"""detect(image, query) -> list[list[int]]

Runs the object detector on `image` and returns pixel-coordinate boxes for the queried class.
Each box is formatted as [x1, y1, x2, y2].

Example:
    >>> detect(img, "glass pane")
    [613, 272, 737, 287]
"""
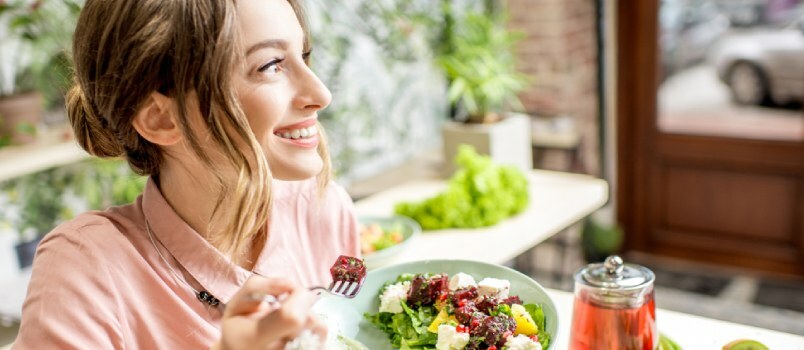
[658, 0, 804, 141]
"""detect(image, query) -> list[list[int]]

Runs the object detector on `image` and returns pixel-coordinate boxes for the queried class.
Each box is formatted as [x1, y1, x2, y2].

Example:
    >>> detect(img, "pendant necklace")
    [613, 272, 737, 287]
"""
[145, 219, 223, 308]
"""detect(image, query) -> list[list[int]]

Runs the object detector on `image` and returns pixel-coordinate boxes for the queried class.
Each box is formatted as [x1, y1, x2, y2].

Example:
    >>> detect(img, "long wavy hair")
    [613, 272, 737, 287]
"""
[66, 0, 332, 258]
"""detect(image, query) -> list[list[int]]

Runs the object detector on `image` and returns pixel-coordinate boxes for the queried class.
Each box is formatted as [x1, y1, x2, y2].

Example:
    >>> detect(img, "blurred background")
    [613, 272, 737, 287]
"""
[1, 0, 802, 344]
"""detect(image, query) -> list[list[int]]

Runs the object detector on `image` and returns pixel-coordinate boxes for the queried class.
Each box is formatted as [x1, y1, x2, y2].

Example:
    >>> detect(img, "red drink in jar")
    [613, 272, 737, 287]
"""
[570, 256, 658, 350]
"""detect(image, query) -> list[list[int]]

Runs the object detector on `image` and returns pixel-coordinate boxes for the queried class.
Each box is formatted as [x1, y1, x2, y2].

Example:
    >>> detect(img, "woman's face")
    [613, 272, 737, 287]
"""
[234, 0, 331, 181]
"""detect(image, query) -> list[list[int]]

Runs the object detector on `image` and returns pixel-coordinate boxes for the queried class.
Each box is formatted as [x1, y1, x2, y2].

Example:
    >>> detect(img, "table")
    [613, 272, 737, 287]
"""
[355, 169, 804, 348]
[354, 170, 609, 268]
[545, 288, 804, 349]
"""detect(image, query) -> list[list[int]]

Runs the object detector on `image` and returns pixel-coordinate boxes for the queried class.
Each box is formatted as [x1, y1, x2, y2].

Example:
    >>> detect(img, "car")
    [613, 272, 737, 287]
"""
[661, 0, 732, 79]
[710, 14, 804, 105]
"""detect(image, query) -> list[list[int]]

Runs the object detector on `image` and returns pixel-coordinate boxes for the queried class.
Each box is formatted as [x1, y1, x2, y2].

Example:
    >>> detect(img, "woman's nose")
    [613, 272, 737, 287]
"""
[293, 66, 332, 112]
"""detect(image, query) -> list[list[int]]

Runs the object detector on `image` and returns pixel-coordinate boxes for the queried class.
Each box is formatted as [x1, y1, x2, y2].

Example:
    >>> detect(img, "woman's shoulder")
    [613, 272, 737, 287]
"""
[39, 202, 143, 260]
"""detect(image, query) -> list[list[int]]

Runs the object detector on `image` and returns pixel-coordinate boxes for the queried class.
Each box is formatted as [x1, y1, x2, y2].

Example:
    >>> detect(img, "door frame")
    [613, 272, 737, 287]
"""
[616, 0, 804, 275]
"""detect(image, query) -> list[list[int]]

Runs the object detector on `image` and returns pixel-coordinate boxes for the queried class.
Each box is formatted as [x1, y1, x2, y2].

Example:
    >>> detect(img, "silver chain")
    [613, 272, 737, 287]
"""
[145, 218, 222, 307]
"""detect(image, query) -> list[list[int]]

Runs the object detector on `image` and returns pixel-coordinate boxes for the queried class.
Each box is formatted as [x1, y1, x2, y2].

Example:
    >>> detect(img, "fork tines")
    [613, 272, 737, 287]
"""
[329, 279, 363, 298]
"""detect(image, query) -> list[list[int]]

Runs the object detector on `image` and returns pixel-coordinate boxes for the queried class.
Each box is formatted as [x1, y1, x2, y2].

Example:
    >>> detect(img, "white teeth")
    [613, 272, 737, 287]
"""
[276, 125, 318, 140]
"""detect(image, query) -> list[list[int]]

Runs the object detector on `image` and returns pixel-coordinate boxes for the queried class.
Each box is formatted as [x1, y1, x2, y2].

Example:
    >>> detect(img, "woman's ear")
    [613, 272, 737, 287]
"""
[132, 92, 182, 146]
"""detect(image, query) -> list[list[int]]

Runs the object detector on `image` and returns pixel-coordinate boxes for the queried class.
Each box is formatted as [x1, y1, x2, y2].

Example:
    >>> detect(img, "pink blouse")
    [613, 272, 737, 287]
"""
[13, 178, 359, 349]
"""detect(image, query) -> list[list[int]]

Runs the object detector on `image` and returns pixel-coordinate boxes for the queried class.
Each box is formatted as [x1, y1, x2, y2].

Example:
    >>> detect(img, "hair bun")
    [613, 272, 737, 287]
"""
[66, 85, 125, 158]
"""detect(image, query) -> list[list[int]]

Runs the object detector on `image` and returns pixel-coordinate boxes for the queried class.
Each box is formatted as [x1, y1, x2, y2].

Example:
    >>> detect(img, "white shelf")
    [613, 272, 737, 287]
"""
[0, 136, 90, 183]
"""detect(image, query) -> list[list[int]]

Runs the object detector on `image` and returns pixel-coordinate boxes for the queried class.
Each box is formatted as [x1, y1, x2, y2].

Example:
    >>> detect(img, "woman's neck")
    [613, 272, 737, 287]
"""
[156, 163, 262, 270]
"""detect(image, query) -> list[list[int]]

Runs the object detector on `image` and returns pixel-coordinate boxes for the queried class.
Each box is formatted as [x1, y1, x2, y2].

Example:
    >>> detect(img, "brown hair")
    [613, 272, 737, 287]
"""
[66, 0, 332, 258]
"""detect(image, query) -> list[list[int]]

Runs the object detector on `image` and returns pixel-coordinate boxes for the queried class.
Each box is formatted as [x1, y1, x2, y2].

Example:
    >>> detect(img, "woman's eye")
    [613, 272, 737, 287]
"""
[257, 58, 283, 75]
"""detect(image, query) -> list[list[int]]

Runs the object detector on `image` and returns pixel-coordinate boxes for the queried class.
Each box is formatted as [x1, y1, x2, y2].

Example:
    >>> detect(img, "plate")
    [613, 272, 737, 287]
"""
[359, 215, 421, 269]
[314, 259, 559, 350]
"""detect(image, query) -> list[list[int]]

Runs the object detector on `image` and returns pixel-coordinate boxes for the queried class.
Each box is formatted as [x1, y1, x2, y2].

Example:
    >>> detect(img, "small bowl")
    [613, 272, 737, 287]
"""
[359, 215, 421, 269]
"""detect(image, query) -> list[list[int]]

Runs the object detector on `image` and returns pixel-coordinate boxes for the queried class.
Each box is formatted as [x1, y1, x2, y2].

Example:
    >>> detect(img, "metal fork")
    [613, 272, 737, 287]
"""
[248, 276, 366, 309]
[310, 276, 365, 299]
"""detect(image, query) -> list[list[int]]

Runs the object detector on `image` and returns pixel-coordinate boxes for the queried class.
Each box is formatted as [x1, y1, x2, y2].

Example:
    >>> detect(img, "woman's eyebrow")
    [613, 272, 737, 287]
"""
[246, 39, 288, 56]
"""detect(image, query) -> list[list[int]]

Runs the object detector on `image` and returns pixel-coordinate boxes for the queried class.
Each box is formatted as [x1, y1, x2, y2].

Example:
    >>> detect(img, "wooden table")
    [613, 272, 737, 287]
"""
[354, 170, 610, 268]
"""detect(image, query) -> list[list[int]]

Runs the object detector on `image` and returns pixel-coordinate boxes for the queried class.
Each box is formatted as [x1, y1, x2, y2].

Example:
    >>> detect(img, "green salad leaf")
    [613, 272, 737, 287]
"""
[524, 303, 549, 349]
[365, 302, 438, 349]
[394, 145, 529, 230]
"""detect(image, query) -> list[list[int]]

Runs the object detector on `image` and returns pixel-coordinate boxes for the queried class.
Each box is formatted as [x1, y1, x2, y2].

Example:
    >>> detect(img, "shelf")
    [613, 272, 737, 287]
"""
[0, 130, 90, 183]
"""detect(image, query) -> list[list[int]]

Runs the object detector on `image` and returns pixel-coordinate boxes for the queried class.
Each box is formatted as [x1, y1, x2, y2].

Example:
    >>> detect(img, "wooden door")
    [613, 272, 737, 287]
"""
[617, 0, 804, 276]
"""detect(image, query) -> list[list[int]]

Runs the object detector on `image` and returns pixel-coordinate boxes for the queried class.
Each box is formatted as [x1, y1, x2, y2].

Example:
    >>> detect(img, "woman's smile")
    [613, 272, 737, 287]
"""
[273, 118, 320, 148]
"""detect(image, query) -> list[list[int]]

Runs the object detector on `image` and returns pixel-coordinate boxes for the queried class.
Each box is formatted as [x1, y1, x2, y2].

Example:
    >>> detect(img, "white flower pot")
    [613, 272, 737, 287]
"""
[0, 229, 19, 280]
[441, 113, 533, 176]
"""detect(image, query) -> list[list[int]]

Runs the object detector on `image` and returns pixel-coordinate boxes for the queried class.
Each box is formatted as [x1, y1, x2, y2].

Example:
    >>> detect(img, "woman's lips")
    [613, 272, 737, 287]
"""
[273, 118, 317, 134]
[273, 119, 319, 149]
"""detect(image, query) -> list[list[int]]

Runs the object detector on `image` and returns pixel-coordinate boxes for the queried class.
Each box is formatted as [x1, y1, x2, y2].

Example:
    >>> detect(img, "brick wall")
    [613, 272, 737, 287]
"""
[506, 0, 601, 175]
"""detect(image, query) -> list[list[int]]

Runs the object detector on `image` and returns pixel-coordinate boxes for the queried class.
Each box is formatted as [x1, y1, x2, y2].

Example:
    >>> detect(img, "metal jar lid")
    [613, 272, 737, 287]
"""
[576, 255, 655, 291]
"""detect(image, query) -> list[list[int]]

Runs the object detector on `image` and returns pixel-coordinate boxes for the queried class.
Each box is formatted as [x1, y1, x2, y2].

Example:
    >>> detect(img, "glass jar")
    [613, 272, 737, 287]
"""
[569, 255, 658, 350]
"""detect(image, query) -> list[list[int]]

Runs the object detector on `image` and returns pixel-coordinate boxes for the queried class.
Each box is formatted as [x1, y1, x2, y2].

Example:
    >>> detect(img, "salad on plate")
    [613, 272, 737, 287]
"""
[365, 272, 550, 350]
[360, 222, 405, 254]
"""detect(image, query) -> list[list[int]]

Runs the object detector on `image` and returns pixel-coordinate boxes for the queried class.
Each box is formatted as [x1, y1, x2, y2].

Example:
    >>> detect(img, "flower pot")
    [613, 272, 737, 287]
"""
[0, 92, 42, 146]
[441, 112, 533, 176]
[0, 230, 19, 280]
[14, 235, 43, 269]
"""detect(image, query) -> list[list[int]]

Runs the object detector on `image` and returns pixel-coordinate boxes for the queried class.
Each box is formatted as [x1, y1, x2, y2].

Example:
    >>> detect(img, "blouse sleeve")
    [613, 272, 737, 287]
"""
[13, 229, 124, 349]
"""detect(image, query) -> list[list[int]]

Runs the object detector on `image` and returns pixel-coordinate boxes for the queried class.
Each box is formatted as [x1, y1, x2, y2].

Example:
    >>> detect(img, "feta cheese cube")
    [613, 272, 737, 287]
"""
[379, 281, 410, 314]
[436, 324, 470, 350]
[505, 334, 542, 350]
[448, 272, 477, 291]
[477, 277, 511, 299]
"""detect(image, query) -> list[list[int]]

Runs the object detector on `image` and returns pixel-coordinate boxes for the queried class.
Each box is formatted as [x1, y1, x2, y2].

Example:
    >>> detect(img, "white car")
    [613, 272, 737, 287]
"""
[710, 15, 804, 105]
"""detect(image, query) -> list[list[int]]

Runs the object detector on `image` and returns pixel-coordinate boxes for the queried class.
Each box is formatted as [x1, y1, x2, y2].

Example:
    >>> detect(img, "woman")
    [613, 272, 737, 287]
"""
[13, 0, 359, 349]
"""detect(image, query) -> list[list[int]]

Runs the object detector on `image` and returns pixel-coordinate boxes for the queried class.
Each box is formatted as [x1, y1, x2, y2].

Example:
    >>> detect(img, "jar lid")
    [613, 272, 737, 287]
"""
[578, 255, 654, 290]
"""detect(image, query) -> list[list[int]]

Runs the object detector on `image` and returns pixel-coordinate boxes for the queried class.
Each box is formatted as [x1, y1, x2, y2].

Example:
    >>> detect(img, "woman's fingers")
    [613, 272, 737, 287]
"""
[219, 276, 327, 350]
[225, 276, 296, 317]
[256, 287, 318, 340]
[307, 314, 328, 348]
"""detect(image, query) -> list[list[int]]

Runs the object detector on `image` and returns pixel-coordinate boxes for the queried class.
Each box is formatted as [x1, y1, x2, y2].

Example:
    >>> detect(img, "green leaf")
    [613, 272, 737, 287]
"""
[395, 145, 529, 230]
[525, 303, 550, 349]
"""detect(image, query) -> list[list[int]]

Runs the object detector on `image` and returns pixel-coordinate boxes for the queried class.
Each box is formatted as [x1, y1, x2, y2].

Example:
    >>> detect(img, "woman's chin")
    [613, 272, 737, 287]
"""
[269, 158, 323, 181]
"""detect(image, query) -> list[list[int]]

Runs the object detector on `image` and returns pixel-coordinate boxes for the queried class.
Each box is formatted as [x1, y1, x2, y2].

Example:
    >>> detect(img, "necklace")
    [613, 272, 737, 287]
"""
[145, 219, 222, 308]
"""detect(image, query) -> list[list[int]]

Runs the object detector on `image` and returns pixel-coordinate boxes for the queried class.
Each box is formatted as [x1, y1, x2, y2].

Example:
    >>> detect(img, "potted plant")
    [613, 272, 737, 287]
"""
[1, 166, 73, 268]
[581, 208, 624, 263]
[0, 0, 80, 145]
[0, 159, 145, 269]
[437, 9, 533, 175]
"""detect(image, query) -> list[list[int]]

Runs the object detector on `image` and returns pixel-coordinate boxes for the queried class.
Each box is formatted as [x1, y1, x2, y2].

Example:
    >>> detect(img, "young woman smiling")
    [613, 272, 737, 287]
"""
[13, 0, 359, 349]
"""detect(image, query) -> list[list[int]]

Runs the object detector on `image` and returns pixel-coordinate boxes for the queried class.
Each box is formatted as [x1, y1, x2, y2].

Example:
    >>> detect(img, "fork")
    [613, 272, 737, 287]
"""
[310, 276, 365, 299]
[250, 255, 367, 307]
[249, 277, 365, 308]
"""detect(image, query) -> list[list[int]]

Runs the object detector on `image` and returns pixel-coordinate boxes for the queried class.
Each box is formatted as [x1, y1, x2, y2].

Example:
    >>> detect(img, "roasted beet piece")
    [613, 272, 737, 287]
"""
[471, 315, 516, 348]
[454, 301, 480, 324]
[329, 255, 366, 282]
[476, 296, 500, 314]
[406, 274, 448, 307]
[500, 295, 522, 306]
[464, 338, 484, 350]
[468, 312, 489, 331]
[450, 286, 479, 307]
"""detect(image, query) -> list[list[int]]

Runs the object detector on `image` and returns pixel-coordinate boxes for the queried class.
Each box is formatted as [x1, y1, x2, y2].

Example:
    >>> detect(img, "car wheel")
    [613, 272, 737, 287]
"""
[728, 62, 769, 106]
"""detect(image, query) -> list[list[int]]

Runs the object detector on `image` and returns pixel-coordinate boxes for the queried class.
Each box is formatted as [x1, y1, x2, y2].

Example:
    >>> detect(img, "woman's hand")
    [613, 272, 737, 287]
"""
[212, 276, 327, 350]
